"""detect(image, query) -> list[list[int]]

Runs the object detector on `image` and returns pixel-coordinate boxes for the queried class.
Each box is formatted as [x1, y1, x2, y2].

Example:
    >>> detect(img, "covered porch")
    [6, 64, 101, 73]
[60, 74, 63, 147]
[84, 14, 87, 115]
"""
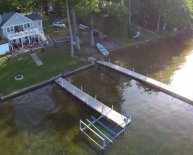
[7, 28, 44, 52]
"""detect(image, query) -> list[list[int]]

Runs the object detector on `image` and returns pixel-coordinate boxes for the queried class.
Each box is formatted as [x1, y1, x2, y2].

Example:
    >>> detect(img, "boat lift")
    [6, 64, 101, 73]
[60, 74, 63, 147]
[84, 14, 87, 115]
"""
[80, 113, 131, 151]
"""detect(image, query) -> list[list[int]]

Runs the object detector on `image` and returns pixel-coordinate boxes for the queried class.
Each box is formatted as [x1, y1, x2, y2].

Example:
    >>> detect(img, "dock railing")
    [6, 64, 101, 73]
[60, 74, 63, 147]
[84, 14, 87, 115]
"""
[80, 114, 128, 151]
[80, 119, 106, 150]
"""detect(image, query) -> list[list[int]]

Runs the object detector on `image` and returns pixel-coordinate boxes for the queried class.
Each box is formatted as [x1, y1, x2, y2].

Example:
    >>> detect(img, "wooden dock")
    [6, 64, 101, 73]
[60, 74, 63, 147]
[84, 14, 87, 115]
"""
[97, 61, 193, 104]
[55, 77, 131, 128]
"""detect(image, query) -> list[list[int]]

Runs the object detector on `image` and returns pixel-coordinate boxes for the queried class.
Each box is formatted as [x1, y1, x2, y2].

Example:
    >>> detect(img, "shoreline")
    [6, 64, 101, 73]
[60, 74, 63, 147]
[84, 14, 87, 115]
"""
[0, 63, 94, 102]
[1, 29, 191, 102]
[110, 38, 154, 52]
[107, 29, 191, 53]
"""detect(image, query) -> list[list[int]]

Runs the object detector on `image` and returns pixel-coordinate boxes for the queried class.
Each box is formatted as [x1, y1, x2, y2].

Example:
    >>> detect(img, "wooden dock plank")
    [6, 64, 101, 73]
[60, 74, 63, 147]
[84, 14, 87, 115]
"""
[55, 77, 131, 128]
[97, 61, 193, 104]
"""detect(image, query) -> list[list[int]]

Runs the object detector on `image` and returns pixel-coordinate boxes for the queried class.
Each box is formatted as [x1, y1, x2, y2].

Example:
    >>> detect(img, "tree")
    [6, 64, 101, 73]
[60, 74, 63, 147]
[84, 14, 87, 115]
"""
[131, 0, 193, 31]
[65, 0, 74, 57]
[128, 0, 132, 26]
[75, 0, 100, 47]
[0, 0, 33, 13]
[158, 0, 193, 31]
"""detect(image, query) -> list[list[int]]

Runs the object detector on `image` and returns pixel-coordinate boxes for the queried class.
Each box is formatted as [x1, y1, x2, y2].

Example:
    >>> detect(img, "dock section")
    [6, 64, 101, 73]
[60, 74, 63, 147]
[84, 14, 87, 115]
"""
[97, 61, 193, 104]
[55, 77, 131, 128]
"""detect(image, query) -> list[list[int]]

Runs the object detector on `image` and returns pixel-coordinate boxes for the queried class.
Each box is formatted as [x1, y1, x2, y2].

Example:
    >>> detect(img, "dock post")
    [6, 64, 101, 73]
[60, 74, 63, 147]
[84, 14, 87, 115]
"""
[146, 73, 148, 77]
[79, 120, 83, 140]
[101, 148, 104, 155]
[86, 98, 89, 111]
[133, 68, 134, 72]
[160, 72, 162, 79]
[112, 105, 113, 110]
[95, 95, 97, 100]
[81, 85, 83, 91]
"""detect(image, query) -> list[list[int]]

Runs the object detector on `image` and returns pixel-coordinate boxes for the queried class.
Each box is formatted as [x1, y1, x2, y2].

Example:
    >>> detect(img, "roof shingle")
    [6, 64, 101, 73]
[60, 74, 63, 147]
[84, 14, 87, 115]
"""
[0, 12, 16, 27]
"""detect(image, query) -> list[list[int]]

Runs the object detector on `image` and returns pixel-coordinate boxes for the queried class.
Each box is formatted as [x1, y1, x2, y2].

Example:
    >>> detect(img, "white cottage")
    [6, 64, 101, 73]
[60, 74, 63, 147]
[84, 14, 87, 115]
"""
[0, 12, 46, 52]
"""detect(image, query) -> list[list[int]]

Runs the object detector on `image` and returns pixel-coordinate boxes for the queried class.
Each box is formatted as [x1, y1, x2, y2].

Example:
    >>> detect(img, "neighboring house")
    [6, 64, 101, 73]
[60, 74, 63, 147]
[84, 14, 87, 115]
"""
[0, 12, 46, 52]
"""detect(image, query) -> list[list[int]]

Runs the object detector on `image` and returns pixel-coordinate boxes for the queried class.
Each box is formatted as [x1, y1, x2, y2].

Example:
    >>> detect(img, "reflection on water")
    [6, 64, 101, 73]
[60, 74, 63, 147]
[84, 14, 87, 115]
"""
[170, 51, 193, 99]
[0, 84, 98, 155]
[1, 66, 193, 155]
[1, 32, 193, 154]
[109, 31, 193, 100]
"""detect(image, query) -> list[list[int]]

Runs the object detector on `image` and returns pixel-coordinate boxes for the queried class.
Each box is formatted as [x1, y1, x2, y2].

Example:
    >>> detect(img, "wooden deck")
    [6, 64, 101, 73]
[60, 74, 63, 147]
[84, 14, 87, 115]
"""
[97, 61, 193, 104]
[55, 77, 131, 128]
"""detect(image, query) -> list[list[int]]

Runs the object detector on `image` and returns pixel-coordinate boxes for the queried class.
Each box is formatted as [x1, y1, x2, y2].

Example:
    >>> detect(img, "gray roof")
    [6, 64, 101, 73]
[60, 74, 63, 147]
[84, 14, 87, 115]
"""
[0, 12, 16, 27]
[0, 12, 42, 27]
[26, 13, 42, 21]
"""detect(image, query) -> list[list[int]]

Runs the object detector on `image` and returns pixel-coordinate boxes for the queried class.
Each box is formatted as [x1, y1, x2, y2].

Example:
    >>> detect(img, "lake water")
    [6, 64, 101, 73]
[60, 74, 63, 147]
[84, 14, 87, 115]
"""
[1, 31, 193, 155]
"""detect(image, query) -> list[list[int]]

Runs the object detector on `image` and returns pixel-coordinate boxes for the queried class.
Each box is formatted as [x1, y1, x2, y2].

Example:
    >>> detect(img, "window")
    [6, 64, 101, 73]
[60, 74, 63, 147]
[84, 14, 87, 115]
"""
[24, 24, 27, 29]
[7, 27, 10, 33]
[27, 23, 30, 28]
[10, 27, 14, 32]
[24, 23, 30, 29]
[14, 25, 24, 32]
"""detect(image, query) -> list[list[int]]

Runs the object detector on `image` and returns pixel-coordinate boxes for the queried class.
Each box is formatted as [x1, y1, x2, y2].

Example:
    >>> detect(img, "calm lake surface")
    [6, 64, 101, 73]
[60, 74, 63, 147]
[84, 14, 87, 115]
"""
[1, 31, 193, 155]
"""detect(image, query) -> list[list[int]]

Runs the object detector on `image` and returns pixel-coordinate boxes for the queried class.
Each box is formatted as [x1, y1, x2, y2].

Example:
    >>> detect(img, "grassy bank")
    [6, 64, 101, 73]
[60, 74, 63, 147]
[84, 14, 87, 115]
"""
[104, 26, 158, 47]
[0, 45, 86, 96]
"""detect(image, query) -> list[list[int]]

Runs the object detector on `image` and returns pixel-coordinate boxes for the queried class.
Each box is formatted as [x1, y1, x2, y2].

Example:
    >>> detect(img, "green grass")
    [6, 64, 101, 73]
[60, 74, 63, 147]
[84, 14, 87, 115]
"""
[0, 45, 87, 96]
[106, 27, 158, 47]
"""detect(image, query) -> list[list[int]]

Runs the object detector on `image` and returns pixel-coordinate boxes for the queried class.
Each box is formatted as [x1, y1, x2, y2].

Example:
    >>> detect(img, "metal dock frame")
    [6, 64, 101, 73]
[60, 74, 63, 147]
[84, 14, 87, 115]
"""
[80, 119, 107, 150]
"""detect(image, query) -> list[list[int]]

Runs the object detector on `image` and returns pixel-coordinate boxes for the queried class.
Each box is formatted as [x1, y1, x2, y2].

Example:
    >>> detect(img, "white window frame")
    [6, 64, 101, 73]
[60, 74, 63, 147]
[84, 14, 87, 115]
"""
[27, 23, 31, 29]
[24, 23, 28, 29]
[7, 27, 10, 33]
[10, 26, 14, 32]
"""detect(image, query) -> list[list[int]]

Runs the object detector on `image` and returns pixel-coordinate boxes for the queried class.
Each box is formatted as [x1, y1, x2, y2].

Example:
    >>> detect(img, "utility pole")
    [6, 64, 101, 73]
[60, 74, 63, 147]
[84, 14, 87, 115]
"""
[65, 0, 74, 57]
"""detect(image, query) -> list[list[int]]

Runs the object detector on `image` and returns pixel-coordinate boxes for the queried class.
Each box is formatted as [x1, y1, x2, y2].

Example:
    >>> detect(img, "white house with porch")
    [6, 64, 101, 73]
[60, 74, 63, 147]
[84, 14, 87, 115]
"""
[0, 12, 47, 52]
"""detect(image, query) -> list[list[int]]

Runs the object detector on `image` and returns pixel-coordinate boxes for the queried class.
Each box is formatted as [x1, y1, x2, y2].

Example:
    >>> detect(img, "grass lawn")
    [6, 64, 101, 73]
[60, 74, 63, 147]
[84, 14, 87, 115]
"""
[105, 27, 158, 47]
[0, 45, 87, 96]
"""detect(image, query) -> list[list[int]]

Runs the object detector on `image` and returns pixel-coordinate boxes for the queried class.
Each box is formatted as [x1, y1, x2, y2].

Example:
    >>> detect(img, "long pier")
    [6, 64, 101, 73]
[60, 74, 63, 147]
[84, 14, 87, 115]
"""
[55, 77, 131, 128]
[97, 61, 193, 104]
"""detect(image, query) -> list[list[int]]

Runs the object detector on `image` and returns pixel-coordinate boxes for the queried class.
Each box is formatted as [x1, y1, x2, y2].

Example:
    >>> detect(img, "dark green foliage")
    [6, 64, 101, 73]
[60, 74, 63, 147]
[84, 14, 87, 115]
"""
[0, 0, 192, 31]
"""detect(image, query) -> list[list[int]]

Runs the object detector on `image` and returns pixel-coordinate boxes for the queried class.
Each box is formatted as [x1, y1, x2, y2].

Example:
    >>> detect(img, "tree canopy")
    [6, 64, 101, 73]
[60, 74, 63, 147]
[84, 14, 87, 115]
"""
[0, 0, 192, 31]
